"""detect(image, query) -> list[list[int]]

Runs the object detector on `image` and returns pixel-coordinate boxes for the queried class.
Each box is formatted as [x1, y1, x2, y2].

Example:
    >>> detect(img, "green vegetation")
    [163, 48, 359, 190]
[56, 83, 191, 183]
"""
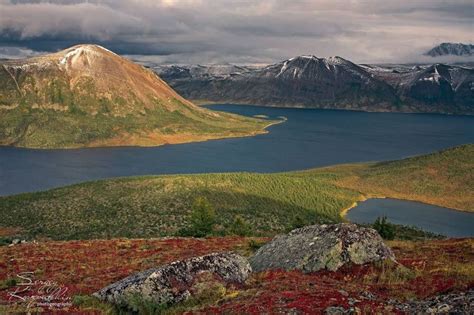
[180, 197, 217, 237]
[72, 295, 115, 314]
[0, 278, 17, 290]
[0, 144, 471, 240]
[229, 215, 252, 236]
[373, 217, 395, 240]
[0, 172, 354, 240]
[0, 96, 270, 148]
[389, 224, 445, 241]
[369, 218, 443, 241]
[121, 294, 168, 315]
[365, 259, 417, 286]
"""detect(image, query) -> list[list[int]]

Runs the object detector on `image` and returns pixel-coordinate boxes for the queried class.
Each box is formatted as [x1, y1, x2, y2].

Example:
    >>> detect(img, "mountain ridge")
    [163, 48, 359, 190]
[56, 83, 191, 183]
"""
[424, 43, 474, 57]
[153, 55, 474, 115]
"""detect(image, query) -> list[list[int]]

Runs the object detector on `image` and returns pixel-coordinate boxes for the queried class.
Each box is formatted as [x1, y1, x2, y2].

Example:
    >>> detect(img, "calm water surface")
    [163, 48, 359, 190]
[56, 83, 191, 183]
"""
[1, 104, 473, 196]
[346, 198, 474, 238]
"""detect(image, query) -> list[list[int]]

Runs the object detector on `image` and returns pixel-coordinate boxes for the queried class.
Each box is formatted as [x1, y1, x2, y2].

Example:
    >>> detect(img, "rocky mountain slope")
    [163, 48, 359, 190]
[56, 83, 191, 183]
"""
[154, 56, 474, 115]
[362, 63, 474, 113]
[424, 43, 474, 57]
[0, 45, 269, 148]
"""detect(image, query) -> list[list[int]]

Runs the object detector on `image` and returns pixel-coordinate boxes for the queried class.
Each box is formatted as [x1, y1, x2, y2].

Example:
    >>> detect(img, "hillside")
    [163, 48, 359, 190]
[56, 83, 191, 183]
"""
[154, 56, 474, 115]
[309, 144, 474, 211]
[0, 45, 270, 148]
[0, 144, 471, 240]
[364, 63, 474, 112]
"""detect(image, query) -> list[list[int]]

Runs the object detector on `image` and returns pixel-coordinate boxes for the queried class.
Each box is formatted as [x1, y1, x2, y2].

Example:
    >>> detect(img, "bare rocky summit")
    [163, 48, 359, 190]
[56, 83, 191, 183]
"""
[250, 223, 395, 273]
[93, 252, 251, 308]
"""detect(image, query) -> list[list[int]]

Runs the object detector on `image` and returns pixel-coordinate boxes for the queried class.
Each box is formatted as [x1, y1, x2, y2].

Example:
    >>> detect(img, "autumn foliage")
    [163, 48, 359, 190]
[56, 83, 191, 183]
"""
[0, 238, 473, 314]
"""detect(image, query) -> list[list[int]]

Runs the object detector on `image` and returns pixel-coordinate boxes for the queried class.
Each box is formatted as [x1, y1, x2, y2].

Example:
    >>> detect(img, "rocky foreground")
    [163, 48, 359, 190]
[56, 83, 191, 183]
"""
[0, 226, 473, 313]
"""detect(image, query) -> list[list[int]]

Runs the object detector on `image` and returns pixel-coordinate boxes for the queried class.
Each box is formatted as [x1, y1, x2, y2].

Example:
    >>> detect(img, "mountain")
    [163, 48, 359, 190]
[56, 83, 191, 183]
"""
[156, 55, 399, 111]
[154, 56, 474, 114]
[155, 64, 255, 80]
[425, 43, 474, 57]
[0, 45, 269, 148]
[362, 63, 474, 113]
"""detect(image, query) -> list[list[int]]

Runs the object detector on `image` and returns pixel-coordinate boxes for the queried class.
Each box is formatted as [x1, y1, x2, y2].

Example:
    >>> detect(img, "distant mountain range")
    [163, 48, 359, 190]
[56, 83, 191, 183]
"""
[152, 55, 474, 115]
[425, 43, 474, 57]
[0, 45, 268, 148]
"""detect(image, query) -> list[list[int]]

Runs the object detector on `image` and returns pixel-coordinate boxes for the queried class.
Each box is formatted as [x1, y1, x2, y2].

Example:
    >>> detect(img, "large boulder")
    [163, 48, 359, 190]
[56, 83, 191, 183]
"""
[93, 252, 251, 308]
[250, 223, 395, 273]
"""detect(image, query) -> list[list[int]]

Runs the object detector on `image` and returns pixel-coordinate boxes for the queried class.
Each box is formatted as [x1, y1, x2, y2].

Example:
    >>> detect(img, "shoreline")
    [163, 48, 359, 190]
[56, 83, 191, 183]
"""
[197, 101, 474, 117]
[340, 195, 370, 219]
[340, 195, 473, 220]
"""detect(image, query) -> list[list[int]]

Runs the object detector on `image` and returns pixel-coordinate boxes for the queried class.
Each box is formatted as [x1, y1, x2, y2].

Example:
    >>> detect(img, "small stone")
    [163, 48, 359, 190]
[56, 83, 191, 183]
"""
[360, 291, 376, 301]
[338, 290, 349, 297]
[348, 298, 360, 306]
[324, 306, 348, 315]
[437, 304, 451, 312]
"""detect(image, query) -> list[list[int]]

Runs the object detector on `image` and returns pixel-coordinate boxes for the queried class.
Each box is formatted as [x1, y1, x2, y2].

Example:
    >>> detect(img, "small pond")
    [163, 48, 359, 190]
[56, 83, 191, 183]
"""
[346, 198, 474, 238]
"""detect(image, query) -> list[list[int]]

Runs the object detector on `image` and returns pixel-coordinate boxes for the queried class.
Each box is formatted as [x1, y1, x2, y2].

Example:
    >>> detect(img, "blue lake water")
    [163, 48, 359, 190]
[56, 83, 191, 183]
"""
[0, 104, 473, 196]
[346, 198, 474, 238]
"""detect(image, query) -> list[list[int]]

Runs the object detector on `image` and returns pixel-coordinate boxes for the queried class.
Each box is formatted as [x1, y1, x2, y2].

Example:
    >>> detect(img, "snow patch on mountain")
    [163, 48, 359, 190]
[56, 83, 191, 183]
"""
[59, 45, 117, 68]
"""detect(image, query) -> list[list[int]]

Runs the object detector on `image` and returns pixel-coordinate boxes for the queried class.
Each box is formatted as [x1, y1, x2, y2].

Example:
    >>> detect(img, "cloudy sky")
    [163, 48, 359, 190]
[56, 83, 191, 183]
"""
[0, 0, 472, 64]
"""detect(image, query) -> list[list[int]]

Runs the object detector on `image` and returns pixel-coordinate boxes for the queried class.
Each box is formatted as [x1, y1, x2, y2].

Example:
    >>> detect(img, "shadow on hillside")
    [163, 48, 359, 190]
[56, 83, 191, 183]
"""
[0, 190, 341, 240]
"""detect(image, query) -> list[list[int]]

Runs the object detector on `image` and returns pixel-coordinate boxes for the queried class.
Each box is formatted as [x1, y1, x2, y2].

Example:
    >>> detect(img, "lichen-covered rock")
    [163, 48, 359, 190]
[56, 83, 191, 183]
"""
[250, 223, 395, 273]
[393, 289, 474, 314]
[93, 252, 251, 308]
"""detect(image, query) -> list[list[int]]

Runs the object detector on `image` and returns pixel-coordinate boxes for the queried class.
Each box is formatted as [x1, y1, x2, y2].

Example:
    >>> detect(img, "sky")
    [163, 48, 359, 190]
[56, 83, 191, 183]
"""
[0, 0, 473, 64]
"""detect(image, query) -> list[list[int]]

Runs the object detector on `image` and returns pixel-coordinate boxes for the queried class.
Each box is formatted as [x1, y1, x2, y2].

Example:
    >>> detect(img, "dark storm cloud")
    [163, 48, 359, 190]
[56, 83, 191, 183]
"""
[0, 0, 472, 63]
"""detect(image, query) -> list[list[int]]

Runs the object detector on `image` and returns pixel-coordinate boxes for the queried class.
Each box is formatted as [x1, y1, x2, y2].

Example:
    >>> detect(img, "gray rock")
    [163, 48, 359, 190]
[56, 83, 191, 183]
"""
[325, 306, 350, 315]
[324, 306, 361, 315]
[250, 223, 394, 273]
[393, 289, 474, 314]
[93, 252, 251, 308]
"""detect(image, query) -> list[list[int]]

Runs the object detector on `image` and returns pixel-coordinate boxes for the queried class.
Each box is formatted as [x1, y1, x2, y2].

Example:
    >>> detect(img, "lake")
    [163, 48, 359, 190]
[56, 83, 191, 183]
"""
[1, 104, 473, 196]
[346, 198, 474, 238]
